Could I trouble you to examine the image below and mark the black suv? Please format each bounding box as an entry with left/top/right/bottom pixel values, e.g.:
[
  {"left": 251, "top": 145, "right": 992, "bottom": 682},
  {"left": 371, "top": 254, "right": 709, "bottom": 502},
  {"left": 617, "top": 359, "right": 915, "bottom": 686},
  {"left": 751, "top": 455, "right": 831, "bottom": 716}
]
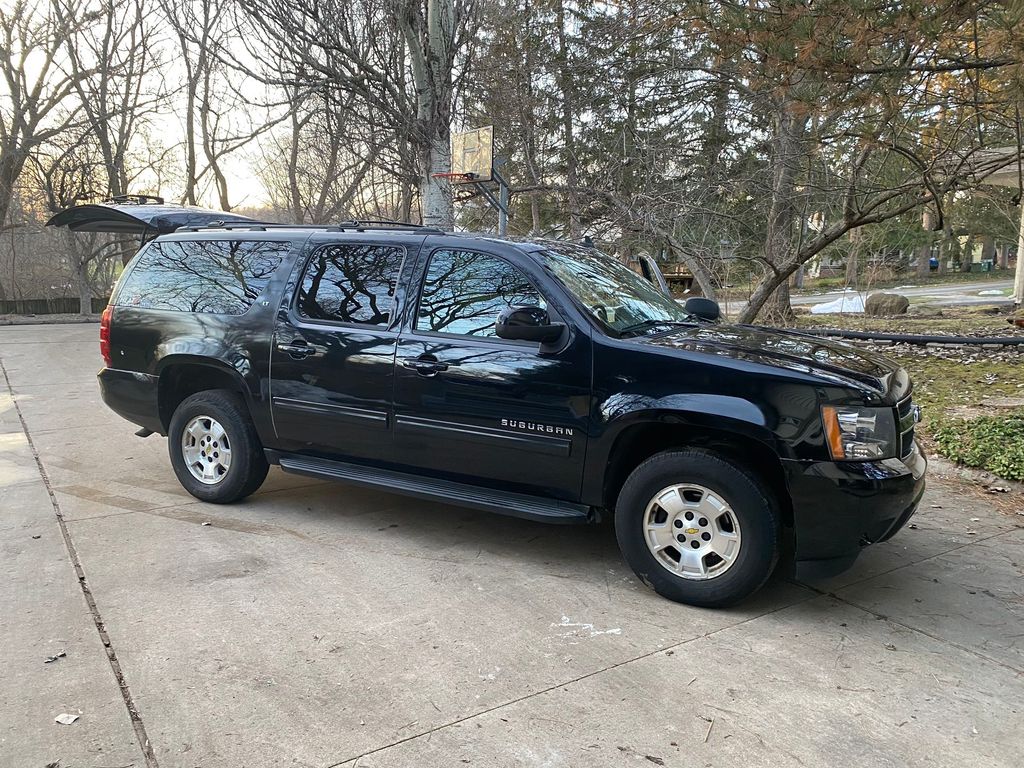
[{"left": 55, "top": 205, "right": 926, "bottom": 607}]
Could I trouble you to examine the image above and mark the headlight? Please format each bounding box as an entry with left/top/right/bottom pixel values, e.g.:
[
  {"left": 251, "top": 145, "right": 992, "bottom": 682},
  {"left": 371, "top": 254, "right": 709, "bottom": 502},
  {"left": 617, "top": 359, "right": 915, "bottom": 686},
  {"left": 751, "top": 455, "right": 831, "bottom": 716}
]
[{"left": 821, "top": 405, "right": 897, "bottom": 460}]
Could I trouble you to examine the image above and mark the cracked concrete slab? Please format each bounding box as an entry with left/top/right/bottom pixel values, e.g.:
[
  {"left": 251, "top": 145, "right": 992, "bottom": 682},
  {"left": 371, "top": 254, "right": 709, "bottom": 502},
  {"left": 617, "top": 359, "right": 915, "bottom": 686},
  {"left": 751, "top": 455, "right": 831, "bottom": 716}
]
[
  {"left": 836, "top": 528, "right": 1024, "bottom": 671},
  {"left": 330, "top": 597, "right": 1024, "bottom": 768},
  {"left": 66, "top": 505, "right": 811, "bottom": 766},
  {"left": 0, "top": 392, "right": 141, "bottom": 766}
]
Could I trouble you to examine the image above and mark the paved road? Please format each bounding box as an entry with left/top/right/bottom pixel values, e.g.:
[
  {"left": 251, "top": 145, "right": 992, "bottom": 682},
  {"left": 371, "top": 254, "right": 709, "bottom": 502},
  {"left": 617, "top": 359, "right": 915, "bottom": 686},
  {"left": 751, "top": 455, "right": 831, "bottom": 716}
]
[
  {"left": 790, "top": 279, "right": 1014, "bottom": 307},
  {"left": 3, "top": 324, "right": 1024, "bottom": 767}
]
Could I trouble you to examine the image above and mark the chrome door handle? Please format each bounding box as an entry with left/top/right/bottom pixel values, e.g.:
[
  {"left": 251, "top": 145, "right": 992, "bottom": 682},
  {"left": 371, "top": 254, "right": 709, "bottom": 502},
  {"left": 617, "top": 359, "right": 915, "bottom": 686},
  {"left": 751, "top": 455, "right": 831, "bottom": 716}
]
[
  {"left": 277, "top": 340, "right": 320, "bottom": 359},
  {"left": 402, "top": 358, "right": 449, "bottom": 375}
]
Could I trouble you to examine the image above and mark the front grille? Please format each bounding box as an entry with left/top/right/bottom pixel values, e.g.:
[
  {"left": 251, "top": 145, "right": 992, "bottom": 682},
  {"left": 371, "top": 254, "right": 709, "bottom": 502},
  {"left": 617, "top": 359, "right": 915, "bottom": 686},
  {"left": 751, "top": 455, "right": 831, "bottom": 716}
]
[{"left": 896, "top": 395, "right": 916, "bottom": 458}]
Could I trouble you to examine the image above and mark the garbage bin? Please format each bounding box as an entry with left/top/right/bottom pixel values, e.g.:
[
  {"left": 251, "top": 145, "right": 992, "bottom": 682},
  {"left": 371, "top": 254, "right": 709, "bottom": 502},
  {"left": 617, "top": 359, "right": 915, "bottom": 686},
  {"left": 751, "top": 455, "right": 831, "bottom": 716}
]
[{"left": 981, "top": 259, "right": 993, "bottom": 272}]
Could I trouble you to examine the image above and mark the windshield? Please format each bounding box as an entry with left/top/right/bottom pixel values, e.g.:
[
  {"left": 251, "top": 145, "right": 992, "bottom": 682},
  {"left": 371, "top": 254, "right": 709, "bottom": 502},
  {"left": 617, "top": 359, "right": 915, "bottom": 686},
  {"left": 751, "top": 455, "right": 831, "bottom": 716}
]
[{"left": 537, "top": 243, "right": 693, "bottom": 335}]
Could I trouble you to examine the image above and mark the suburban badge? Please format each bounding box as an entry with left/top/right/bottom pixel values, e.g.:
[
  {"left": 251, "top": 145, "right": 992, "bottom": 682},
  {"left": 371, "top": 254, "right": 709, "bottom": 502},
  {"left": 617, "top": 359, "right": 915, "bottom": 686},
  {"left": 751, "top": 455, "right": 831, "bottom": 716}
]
[{"left": 500, "top": 418, "right": 573, "bottom": 437}]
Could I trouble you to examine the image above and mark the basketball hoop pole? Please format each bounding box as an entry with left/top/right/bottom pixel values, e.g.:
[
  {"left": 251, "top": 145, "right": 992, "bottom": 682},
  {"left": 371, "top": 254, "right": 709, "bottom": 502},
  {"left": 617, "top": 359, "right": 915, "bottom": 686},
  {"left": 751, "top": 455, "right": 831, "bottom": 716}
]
[
  {"left": 493, "top": 166, "right": 510, "bottom": 237},
  {"left": 434, "top": 167, "right": 511, "bottom": 236},
  {"left": 467, "top": 166, "right": 510, "bottom": 236}
]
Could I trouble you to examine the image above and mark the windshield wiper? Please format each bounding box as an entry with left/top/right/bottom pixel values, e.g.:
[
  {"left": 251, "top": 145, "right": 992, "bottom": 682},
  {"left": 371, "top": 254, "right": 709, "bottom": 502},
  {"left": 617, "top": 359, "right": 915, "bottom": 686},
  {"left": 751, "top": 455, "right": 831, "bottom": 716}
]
[{"left": 618, "top": 319, "right": 693, "bottom": 337}]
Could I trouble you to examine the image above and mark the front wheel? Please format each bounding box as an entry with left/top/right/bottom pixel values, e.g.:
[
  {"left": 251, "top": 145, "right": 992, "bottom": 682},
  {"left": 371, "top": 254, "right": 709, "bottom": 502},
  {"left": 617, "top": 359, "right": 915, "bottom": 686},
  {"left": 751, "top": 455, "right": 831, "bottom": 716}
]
[
  {"left": 615, "top": 449, "right": 780, "bottom": 607},
  {"left": 168, "top": 390, "right": 269, "bottom": 503}
]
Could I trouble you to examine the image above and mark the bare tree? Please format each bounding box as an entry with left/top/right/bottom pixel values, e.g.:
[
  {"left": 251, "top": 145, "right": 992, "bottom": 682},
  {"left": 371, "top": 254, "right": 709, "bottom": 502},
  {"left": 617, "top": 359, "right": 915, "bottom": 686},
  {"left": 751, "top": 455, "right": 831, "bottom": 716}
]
[
  {"left": 0, "top": 1, "right": 99, "bottom": 232},
  {"left": 55, "top": 0, "right": 162, "bottom": 200},
  {"left": 31, "top": 132, "right": 132, "bottom": 311},
  {"left": 236, "top": 0, "right": 476, "bottom": 228},
  {"left": 259, "top": 86, "right": 391, "bottom": 223}
]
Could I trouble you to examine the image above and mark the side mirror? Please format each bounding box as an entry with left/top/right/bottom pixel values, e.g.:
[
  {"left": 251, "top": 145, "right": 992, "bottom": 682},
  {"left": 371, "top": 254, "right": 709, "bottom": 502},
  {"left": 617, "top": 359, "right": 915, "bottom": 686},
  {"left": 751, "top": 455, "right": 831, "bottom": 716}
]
[
  {"left": 495, "top": 305, "right": 565, "bottom": 343},
  {"left": 684, "top": 296, "right": 721, "bottom": 322}
]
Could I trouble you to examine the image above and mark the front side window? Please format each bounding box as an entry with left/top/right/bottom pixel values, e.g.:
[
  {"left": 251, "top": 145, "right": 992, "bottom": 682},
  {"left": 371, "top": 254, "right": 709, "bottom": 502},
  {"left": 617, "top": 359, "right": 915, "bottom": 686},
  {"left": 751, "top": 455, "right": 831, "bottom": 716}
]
[
  {"left": 538, "top": 242, "right": 692, "bottom": 335},
  {"left": 116, "top": 240, "right": 288, "bottom": 314},
  {"left": 416, "top": 249, "right": 545, "bottom": 338},
  {"left": 296, "top": 244, "right": 406, "bottom": 326}
]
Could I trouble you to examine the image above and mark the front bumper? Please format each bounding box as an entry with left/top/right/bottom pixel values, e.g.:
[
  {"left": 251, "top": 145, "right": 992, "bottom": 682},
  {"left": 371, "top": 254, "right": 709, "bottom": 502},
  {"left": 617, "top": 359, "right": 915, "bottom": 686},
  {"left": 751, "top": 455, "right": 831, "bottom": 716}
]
[
  {"left": 784, "top": 441, "right": 926, "bottom": 580},
  {"left": 98, "top": 367, "right": 163, "bottom": 434}
]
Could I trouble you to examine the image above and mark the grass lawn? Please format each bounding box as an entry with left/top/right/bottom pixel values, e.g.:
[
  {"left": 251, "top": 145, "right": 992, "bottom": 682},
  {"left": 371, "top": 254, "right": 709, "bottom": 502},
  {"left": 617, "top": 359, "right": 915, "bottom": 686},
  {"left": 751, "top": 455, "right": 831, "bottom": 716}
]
[
  {"left": 891, "top": 348, "right": 1024, "bottom": 481},
  {"left": 716, "top": 270, "right": 1015, "bottom": 303},
  {"left": 791, "top": 268, "right": 1015, "bottom": 294},
  {"left": 794, "top": 310, "right": 1023, "bottom": 337}
]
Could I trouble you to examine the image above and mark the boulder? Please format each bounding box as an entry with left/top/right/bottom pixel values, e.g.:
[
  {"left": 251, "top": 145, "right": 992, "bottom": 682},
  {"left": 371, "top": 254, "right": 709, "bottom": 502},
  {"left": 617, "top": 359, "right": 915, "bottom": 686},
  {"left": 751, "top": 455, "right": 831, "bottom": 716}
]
[{"left": 864, "top": 292, "right": 909, "bottom": 316}]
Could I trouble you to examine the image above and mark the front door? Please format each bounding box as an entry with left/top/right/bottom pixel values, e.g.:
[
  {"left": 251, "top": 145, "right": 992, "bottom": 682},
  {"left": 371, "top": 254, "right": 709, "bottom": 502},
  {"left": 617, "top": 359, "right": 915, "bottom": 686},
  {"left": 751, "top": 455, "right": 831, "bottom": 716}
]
[
  {"left": 392, "top": 246, "right": 591, "bottom": 501},
  {"left": 270, "top": 241, "right": 409, "bottom": 462}
]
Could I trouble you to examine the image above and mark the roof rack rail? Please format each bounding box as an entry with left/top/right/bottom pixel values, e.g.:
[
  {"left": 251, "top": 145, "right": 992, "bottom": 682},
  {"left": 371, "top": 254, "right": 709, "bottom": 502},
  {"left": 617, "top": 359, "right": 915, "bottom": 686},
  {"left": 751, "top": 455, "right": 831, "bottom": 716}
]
[
  {"left": 336, "top": 218, "right": 431, "bottom": 228},
  {"left": 174, "top": 220, "right": 444, "bottom": 234},
  {"left": 106, "top": 194, "right": 166, "bottom": 205}
]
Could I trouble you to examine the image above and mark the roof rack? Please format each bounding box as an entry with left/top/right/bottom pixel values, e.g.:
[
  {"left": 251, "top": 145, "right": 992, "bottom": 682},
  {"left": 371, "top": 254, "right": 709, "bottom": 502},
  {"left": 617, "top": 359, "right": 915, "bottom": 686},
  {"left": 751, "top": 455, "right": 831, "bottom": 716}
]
[
  {"left": 106, "top": 194, "right": 166, "bottom": 205},
  {"left": 173, "top": 220, "right": 443, "bottom": 234}
]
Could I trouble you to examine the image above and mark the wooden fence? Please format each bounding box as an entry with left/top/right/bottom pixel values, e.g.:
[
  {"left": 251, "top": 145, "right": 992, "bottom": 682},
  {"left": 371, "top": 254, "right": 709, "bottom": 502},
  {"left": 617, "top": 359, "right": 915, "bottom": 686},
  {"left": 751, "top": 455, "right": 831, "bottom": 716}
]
[{"left": 0, "top": 297, "right": 109, "bottom": 315}]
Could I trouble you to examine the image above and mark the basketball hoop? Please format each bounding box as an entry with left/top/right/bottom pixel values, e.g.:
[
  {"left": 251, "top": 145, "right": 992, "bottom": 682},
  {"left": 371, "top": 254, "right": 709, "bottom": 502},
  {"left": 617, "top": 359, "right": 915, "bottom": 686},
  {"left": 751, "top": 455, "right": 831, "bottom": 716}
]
[
  {"left": 431, "top": 172, "right": 477, "bottom": 183},
  {"left": 441, "top": 125, "right": 512, "bottom": 235}
]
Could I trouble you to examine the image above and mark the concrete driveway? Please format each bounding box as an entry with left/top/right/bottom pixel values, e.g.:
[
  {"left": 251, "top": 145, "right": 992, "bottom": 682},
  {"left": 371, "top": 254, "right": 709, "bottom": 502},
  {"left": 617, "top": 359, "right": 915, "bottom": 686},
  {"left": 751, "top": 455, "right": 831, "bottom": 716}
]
[{"left": 2, "top": 323, "right": 1022, "bottom": 768}]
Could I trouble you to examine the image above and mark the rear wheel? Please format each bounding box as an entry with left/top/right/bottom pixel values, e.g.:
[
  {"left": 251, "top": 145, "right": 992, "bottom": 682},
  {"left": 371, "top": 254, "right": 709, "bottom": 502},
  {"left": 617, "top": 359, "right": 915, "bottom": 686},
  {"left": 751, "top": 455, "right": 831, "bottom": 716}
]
[
  {"left": 614, "top": 448, "right": 780, "bottom": 607},
  {"left": 168, "top": 390, "right": 268, "bottom": 503}
]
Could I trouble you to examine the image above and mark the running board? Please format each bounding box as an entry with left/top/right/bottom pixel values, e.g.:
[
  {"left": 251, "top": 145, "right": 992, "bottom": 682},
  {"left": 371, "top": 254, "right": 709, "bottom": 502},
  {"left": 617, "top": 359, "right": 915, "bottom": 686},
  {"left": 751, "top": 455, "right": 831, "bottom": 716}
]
[{"left": 275, "top": 454, "right": 592, "bottom": 525}]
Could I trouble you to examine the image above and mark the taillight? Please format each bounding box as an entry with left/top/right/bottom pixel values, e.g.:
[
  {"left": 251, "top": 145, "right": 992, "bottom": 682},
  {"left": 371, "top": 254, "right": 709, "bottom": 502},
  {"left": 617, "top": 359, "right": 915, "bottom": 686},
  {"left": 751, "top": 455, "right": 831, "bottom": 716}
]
[{"left": 99, "top": 305, "right": 112, "bottom": 367}]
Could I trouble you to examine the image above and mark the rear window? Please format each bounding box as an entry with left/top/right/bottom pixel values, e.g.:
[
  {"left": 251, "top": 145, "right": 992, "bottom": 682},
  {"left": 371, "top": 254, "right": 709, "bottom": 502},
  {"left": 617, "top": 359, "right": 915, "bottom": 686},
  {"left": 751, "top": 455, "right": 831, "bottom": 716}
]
[{"left": 115, "top": 240, "right": 289, "bottom": 314}]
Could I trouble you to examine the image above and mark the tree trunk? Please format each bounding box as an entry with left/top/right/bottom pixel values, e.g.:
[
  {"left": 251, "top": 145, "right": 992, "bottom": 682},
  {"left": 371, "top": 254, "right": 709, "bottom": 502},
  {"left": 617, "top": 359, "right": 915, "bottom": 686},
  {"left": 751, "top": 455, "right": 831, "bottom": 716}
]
[
  {"left": 420, "top": 134, "right": 453, "bottom": 229},
  {"left": 183, "top": 57, "right": 199, "bottom": 205},
  {"left": 846, "top": 227, "right": 862, "bottom": 285},
  {"left": 555, "top": 0, "right": 579, "bottom": 239},
  {"left": 915, "top": 207, "right": 935, "bottom": 277},
  {"left": 401, "top": 0, "right": 455, "bottom": 230},
  {"left": 1013, "top": 205, "right": 1024, "bottom": 305},
  {"left": 960, "top": 235, "right": 975, "bottom": 272},
  {"left": 741, "top": 269, "right": 794, "bottom": 324},
  {"left": 77, "top": 260, "right": 93, "bottom": 315},
  {"left": 0, "top": 147, "right": 27, "bottom": 237},
  {"left": 997, "top": 242, "right": 1009, "bottom": 269},
  {"left": 399, "top": 182, "right": 414, "bottom": 223},
  {"left": 980, "top": 235, "right": 996, "bottom": 267},
  {"left": 755, "top": 100, "right": 806, "bottom": 323},
  {"left": 286, "top": 93, "right": 303, "bottom": 222}
]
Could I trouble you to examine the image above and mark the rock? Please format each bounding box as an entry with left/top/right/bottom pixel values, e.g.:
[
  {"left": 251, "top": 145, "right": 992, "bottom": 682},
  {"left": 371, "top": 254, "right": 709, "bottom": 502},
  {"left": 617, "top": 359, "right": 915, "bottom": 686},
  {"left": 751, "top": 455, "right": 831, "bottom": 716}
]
[
  {"left": 907, "top": 304, "right": 943, "bottom": 317},
  {"left": 864, "top": 292, "right": 910, "bottom": 316}
]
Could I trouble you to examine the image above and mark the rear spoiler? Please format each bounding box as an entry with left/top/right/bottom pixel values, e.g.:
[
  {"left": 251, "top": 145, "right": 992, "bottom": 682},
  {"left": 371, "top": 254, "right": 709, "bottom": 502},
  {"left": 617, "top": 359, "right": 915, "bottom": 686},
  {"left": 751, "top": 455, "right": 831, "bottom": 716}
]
[{"left": 46, "top": 197, "right": 259, "bottom": 235}]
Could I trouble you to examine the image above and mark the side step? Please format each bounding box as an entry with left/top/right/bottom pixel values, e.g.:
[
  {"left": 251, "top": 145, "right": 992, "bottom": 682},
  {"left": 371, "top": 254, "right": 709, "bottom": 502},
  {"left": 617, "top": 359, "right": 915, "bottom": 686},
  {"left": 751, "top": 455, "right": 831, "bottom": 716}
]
[{"left": 276, "top": 453, "right": 592, "bottom": 525}]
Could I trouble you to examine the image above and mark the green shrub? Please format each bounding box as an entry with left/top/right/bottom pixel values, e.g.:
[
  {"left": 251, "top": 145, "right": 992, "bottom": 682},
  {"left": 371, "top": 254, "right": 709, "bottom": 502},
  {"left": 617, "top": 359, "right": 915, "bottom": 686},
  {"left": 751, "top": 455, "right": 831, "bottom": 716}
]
[{"left": 933, "top": 414, "right": 1024, "bottom": 481}]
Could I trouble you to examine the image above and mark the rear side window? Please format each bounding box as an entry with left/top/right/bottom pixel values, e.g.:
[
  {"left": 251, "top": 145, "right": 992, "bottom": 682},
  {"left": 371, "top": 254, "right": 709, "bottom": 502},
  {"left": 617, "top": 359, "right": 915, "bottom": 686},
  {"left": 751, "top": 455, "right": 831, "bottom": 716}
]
[
  {"left": 116, "top": 240, "right": 288, "bottom": 314},
  {"left": 296, "top": 244, "right": 406, "bottom": 326}
]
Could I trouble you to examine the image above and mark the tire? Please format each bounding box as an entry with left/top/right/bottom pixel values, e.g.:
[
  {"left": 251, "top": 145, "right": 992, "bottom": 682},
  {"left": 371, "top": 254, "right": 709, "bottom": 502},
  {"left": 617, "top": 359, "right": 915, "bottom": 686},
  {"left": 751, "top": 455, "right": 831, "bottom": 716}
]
[
  {"left": 614, "top": 448, "right": 780, "bottom": 608},
  {"left": 167, "top": 389, "right": 269, "bottom": 503}
]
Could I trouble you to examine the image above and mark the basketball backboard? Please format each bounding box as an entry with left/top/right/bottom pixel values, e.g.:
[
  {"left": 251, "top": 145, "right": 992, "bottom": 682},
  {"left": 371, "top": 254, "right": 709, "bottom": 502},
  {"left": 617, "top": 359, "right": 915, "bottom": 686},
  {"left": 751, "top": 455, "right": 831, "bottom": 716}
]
[{"left": 451, "top": 126, "right": 493, "bottom": 182}]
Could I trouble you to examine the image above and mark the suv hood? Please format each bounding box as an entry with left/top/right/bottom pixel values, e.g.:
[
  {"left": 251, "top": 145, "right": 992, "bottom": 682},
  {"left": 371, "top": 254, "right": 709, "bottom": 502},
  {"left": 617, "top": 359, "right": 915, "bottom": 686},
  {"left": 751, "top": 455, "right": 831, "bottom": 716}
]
[{"left": 640, "top": 323, "right": 908, "bottom": 400}]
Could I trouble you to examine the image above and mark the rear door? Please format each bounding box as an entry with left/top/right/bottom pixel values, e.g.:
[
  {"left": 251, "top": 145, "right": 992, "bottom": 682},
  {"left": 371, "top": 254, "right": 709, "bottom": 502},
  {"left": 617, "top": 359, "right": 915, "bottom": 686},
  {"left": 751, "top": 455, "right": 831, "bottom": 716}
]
[
  {"left": 269, "top": 236, "right": 419, "bottom": 463},
  {"left": 391, "top": 243, "right": 592, "bottom": 501}
]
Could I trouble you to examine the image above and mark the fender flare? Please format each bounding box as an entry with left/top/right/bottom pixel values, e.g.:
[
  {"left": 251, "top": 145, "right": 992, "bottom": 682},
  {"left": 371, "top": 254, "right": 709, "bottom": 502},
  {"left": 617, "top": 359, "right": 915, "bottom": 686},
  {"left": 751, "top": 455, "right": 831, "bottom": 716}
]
[
  {"left": 154, "top": 347, "right": 258, "bottom": 396},
  {"left": 584, "top": 393, "right": 784, "bottom": 505}
]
